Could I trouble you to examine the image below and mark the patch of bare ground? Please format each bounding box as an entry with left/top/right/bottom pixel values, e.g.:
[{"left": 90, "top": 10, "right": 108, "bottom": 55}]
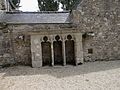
[{"left": 0, "top": 60, "right": 120, "bottom": 90}]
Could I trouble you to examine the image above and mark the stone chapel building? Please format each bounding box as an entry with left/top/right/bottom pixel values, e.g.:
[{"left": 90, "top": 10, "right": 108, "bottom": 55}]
[{"left": 0, "top": 0, "right": 120, "bottom": 67}]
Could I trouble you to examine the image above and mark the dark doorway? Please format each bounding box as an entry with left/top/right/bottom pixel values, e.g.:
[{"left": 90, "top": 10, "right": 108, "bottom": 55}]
[
  {"left": 65, "top": 35, "right": 75, "bottom": 65},
  {"left": 53, "top": 35, "right": 63, "bottom": 65},
  {"left": 41, "top": 36, "right": 52, "bottom": 66}
]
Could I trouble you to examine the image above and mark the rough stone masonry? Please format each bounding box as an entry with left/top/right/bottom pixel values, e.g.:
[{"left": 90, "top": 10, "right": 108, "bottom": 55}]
[{"left": 0, "top": 0, "right": 120, "bottom": 67}]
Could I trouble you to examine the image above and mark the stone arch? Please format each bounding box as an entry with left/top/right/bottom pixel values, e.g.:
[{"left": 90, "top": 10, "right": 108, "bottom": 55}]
[
  {"left": 65, "top": 35, "right": 75, "bottom": 65},
  {"left": 53, "top": 35, "right": 63, "bottom": 65},
  {"left": 41, "top": 36, "right": 52, "bottom": 66}
]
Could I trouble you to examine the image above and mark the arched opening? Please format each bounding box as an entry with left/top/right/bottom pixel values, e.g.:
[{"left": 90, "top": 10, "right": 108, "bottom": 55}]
[
  {"left": 53, "top": 35, "right": 63, "bottom": 65},
  {"left": 65, "top": 35, "right": 75, "bottom": 65},
  {"left": 41, "top": 36, "right": 52, "bottom": 66}
]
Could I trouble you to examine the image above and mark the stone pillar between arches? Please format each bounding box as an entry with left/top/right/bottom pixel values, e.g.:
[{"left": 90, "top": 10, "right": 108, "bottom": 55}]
[
  {"left": 51, "top": 41, "right": 54, "bottom": 66},
  {"left": 62, "top": 39, "right": 66, "bottom": 66}
]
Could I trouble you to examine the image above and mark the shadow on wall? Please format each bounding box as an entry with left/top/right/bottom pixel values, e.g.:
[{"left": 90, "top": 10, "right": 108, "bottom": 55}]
[{"left": 1, "top": 60, "right": 120, "bottom": 78}]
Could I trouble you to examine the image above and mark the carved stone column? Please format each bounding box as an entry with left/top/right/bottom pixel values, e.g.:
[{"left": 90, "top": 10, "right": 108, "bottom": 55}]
[
  {"left": 62, "top": 36, "right": 66, "bottom": 66},
  {"left": 51, "top": 41, "right": 54, "bottom": 66},
  {"left": 50, "top": 36, "right": 54, "bottom": 66}
]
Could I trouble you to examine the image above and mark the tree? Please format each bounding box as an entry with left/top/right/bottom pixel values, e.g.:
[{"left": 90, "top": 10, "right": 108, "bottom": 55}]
[
  {"left": 59, "top": 0, "right": 78, "bottom": 10},
  {"left": 37, "top": 0, "right": 78, "bottom": 11},
  {"left": 9, "top": 0, "right": 20, "bottom": 10},
  {"left": 38, "top": 0, "right": 59, "bottom": 11}
]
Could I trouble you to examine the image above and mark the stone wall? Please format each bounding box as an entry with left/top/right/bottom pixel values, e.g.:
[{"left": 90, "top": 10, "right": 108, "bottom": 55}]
[
  {"left": 0, "top": 27, "right": 14, "bottom": 67},
  {"left": 0, "top": 24, "right": 76, "bottom": 66},
  {"left": 0, "top": 0, "right": 120, "bottom": 66},
  {"left": 72, "top": 0, "right": 120, "bottom": 61}
]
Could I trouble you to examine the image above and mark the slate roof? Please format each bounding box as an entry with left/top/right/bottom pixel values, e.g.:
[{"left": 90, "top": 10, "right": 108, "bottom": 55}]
[{"left": 0, "top": 11, "right": 70, "bottom": 24}]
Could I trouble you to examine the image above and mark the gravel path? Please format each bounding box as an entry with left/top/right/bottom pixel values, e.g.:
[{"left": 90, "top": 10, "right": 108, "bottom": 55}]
[{"left": 0, "top": 60, "right": 120, "bottom": 90}]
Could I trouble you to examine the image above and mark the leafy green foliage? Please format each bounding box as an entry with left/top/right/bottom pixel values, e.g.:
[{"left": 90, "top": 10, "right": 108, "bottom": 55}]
[
  {"left": 38, "top": 0, "right": 59, "bottom": 11},
  {"left": 37, "top": 0, "right": 78, "bottom": 11},
  {"left": 58, "top": 0, "right": 77, "bottom": 10},
  {"left": 9, "top": 0, "right": 20, "bottom": 9}
]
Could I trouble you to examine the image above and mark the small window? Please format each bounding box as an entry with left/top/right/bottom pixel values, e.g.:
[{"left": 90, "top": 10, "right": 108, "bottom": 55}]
[{"left": 88, "top": 49, "right": 93, "bottom": 54}]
